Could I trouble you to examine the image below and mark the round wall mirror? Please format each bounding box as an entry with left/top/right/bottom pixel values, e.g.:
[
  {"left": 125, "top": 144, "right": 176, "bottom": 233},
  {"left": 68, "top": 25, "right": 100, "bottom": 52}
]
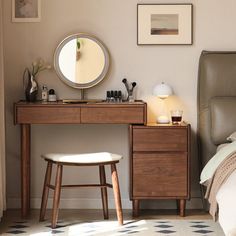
[{"left": 54, "top": 33, "right": 110, "bottom": 91}]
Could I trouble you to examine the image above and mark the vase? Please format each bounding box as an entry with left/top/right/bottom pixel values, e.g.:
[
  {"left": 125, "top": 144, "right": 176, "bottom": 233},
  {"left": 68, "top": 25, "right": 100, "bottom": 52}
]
[
  {"left": 128, "top": 91, "right": 135, "bottom": 102},
  {"left": 23, "top": 68, "right": 38, "bottom": 102}
]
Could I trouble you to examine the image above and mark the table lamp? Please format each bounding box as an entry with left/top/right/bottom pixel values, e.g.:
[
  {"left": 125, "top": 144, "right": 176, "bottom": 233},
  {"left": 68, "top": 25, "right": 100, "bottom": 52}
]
[{"left": 153, "top": 82, "right": 173, "bottom": 124}]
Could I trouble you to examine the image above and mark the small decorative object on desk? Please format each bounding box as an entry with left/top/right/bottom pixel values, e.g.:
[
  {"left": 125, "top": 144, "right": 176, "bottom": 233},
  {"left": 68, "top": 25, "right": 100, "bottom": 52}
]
[
  {"left": 48, "top": 89, "right": 57, "bottom": 102},
  {"left": 106, "top": 90, "right": 122, "bottom": 102},
  {"left": 23, "top": 58, "right": 51, "bottom": 102},
  {"left": 171, "top": 110, "right": 183, "bottom": 125},
  {"left": 122, "top": 78, "right": 137, "bottom": 102},
  {"left": 41, "top": 85, "right": 48, "bottom": 102}
]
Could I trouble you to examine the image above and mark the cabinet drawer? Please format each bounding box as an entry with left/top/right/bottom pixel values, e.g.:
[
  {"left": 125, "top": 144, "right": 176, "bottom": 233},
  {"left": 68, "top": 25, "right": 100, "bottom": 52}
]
[
  {"left": 16, "top": 107, "right": 81, "bottom": 124},
  {"left": 81, "top": 107, "right": 145, "bottom": 124},
  {"left": 133, "top": 127, "right": 187, "bottom": 151},
  {"left": 132, "top": 153, "right": 188, "bottom": 197}
]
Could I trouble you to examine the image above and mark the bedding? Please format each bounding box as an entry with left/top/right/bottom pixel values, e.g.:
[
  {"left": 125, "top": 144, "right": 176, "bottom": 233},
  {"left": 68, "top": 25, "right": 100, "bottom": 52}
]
[
  {"left": 201, "top": 142, "right": 236, "bottom": 236},
  {"left": 217, "top": 170, "right": 236, "bottom": 236},
  {"left": 204, "top": 151, "right": 236, "bottom": 219},
  {"left": 216, "top": 143, "right": 229, "bottom": 152},
  {"left": 200, "top": 141, "right": 236, "bottom": 184},
  {"left": 227, "top": 131, "right": 236, "bottom": 142}
]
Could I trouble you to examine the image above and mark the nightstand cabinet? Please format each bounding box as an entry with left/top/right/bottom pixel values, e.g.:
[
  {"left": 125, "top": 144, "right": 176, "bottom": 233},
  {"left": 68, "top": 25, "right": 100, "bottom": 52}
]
[{"left": 129, "top": 123, "right": 191, "bottom": 217}]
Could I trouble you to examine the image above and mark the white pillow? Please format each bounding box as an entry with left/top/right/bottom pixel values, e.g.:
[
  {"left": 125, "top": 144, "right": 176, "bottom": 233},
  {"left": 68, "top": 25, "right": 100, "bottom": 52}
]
[
  {"left": 216, "top": 143, "right": 229, "bottom": 152},
  {"left": 227, "top": 131, "right": 236, "bottom": 142}
]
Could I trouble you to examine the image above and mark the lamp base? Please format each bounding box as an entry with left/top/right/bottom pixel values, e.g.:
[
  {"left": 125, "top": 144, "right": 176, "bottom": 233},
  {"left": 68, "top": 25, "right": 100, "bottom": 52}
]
[{"left": 157, "top": 116, "right": 170, "bottom": 124}]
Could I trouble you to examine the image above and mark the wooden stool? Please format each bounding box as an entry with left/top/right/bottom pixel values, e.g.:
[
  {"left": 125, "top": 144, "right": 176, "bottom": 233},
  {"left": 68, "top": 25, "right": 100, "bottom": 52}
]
[{"left": 39, "top": 152, "right": 123, "bottom": 228}]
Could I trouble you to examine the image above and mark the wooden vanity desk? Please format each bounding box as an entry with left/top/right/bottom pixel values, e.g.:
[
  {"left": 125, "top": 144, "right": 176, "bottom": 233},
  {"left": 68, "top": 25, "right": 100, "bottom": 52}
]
[{"left": 14, "top": 100, "right": 147, "bottom": 217}]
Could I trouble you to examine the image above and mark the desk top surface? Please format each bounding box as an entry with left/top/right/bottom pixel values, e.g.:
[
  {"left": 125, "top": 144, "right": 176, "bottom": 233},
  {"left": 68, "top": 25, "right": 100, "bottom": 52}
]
[{"left": 15, "top": 100, "right": 146, "bottom": 107}]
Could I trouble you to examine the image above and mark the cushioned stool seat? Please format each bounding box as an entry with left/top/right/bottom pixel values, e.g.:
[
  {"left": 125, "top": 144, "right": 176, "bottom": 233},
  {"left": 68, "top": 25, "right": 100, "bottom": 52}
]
[
  {"left": 42, "top": 152, "right": 122, "bottom": 164},
  {"left": 39, "top": 152, "right": 123, "bottom": 228}
]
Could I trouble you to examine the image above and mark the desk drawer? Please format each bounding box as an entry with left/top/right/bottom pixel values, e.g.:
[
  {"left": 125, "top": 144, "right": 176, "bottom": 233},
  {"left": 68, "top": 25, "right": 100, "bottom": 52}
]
[
  {"left": 16, "top": 107, "right": 81, "bottom": 124},
  {"left": 81, "top": 107, "right": 145, "bottom": 124},
  {"left": 133, "top": 127, "right": 187, "bottom": 152},
  {"left": 132, "top": 153, "right": 188, "bottom": 197}
]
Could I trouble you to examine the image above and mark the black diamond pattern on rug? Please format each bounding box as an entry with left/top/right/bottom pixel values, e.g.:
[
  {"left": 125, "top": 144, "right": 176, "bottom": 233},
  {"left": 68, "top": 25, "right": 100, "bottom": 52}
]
[
  {"left": 6, "top": 230, "right": 26, "bottom": 234},
  {"left": 51, "top": 229, "right": 65, "bottom": 234},
  {"left": 46, "top": 224, "right": 67, "bottom": 229},
  {"left": 10, "top": 225, "right": 29, "bottom": 229},
  {"left": 156, "top": 221, "right": 170, "bottom": 223},
  {"left": 155, "top": 224, "right": 173, "bottom": 228},
  {"left": 126, "top": 225, "right": 139, "bottom": 228},
  {"left": 156, "top": 230, "right": 176, "bottom": 234},
  {"left": 127, "top": 231, "right": 140, "bottom": 234},
  {"left": 118, "top": 229, "right": 132, "bottom": 233},
  {"left": 193, "top": 229, "right": 214, "bottom": 234},
  {"left": 1, "top": 219, "right": 222, "bottom": 235},
  {"left": 191, "top": 224, "right": 210, "bottom": 228}
]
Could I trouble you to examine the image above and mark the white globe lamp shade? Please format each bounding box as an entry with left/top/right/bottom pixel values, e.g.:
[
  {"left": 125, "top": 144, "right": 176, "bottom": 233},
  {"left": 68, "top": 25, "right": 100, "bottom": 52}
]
[{"left": 153, "top": 82, "right": 173, "bottom": 99}]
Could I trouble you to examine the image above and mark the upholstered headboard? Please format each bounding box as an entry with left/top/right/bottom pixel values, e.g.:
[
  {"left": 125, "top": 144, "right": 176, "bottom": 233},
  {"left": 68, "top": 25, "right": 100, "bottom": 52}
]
[{"left": 198, "top": 51, "right": 236, "bottom": 170}]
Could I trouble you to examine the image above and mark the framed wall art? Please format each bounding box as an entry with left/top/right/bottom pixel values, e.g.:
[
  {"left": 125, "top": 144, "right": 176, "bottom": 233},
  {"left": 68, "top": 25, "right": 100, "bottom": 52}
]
[
  {"left": 137, "top": 4, "right": 193, "bottom": 45},
  {"left": 12, "top": 0, "right": 41, "bottom": 23}
]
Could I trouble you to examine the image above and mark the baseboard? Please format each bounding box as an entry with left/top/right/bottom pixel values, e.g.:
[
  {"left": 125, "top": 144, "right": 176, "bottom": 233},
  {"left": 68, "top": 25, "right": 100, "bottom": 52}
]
[{"left": 7, "top": 197, "right": 203, "bottom": 210}]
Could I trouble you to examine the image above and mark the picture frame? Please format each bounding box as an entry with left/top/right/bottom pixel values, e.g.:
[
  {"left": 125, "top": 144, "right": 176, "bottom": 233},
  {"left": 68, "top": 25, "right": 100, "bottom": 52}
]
[
  {"left": 12, "top": 0, "right": 41, "bottom": 23},
  {"left": 137, "top": 4, "right": 193, "bottom": 45}
]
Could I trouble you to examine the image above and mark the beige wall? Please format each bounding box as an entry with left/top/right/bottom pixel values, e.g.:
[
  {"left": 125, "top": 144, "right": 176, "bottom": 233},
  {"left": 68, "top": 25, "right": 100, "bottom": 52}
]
[{"left": 3, "top": 0, "right": 236, "bottom": 209}]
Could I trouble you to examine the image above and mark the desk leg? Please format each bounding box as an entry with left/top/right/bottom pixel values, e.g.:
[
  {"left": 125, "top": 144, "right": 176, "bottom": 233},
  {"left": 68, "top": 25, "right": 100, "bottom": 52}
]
[
  {"left": 132, "top": 200, "right": 139, "bottom": 217},
  {"left": 180, "top": 199, "right": 186, "bottom": 217},
  {"left": 21, "top": 124, "right": 31, "bottom": 217}
]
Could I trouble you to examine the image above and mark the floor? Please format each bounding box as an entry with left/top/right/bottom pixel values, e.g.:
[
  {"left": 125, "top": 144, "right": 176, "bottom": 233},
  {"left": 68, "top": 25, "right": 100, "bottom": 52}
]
[{"left": 0, "top": 209, "right": 224, "bottom": 236}]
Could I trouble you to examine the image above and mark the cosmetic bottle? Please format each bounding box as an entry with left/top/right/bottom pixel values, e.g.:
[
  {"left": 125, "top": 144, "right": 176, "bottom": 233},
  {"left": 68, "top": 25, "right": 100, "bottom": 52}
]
[
  {"left": 110, "top": 90, "right": 115, "bottom": 102},
  {"left": 118, "top": 90, "right": 122, "bottom": 102},
  {"left": 41, "top": 85, "right": 48, "bottom": 102},
  {"left": 106, "top": 91, "right": 111, "bottom": 102}
]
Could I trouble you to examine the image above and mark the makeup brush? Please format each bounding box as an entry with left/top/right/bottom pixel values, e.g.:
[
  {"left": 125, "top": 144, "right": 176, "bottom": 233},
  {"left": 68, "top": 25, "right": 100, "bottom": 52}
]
[
  {"left": 131, "top": 82, "right": 137, "bottom": 92},
  {"left": 122, "top": 78, "right": 130, "bottom": 92}
]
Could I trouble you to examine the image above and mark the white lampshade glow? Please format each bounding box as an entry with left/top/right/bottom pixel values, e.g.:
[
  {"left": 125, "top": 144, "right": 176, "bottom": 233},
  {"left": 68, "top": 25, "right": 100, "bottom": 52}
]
[
  {"left": 157, "top": 115, "right": 170, "bottom": 124},
  {"left": 153, "top": 82, "right": 173, "bottom": 99},
  {"left": 153, "top": 82, "right": 173, "bottom": 124}
]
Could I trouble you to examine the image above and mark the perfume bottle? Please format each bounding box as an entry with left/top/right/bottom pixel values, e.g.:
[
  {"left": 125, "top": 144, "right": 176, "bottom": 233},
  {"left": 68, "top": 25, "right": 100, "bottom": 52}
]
[{"left": 41, "top": 85, "right": 48, "bottom": 102}]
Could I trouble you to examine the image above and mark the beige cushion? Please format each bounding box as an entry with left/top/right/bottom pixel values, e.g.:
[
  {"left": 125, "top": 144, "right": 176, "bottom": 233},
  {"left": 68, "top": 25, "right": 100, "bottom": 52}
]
[{"left": 41, "top": 152, "right": 122, "bottom": 164}]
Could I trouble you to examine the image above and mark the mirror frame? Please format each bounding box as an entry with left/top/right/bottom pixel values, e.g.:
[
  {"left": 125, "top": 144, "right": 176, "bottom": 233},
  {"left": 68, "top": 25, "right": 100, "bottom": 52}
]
[{"left": 54, "top": 33, "right": 110, "bottom": 89}]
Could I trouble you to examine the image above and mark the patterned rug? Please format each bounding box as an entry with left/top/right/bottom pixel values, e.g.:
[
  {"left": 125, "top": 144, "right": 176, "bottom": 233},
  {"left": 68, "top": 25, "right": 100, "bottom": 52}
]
[{"left": 0, "top": 219, "right": 224, "bottom": 236}]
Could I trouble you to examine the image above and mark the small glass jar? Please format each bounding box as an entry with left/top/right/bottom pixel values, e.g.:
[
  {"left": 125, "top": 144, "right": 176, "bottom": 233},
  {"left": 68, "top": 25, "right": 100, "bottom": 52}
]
[{"left": 170, "top": 110, "right": 183, "bottom": 125}]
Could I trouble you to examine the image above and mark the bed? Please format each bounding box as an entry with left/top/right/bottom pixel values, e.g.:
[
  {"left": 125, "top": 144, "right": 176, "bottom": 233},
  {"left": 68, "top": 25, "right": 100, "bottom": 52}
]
[{"left": 198, "top": 51, "right": 236, "bottom": 236}]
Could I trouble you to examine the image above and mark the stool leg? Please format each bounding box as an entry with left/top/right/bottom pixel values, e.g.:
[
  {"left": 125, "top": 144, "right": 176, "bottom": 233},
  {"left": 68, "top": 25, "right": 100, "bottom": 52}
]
[
  {"left": 111, "top": 163, "right": 123, "bottom": 225},
  {"left": 52, "top": 164, "right": 63, "bottom": 229},
  {"left": 39, "top": 161, "right": 52, "bottom": 221},
  {"left": 99, "top": 165, "right": 108, "bottom": 219}
]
